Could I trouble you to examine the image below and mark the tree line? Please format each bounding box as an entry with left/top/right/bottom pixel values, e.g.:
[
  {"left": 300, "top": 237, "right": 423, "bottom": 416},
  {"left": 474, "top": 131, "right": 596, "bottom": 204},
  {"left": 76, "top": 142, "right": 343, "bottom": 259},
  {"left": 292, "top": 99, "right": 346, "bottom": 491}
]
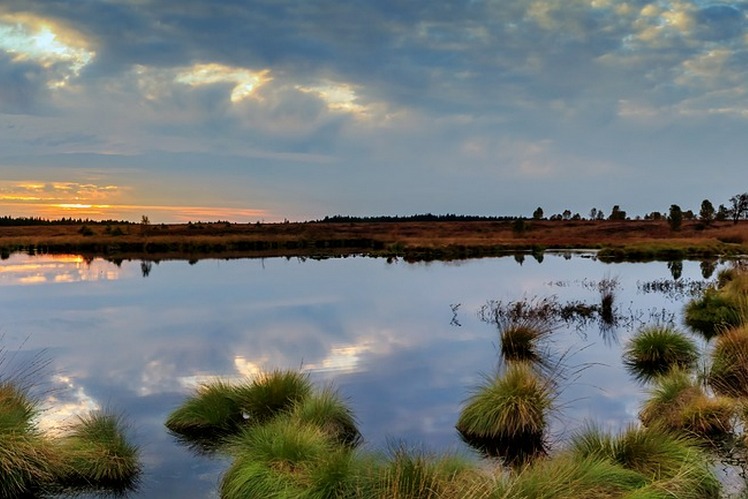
[
  {"left": 530, "top": 192, "right": 748, "bottom": 229},
  {"left": 0, "top": 216, "right": 133, "bottom": 227}
]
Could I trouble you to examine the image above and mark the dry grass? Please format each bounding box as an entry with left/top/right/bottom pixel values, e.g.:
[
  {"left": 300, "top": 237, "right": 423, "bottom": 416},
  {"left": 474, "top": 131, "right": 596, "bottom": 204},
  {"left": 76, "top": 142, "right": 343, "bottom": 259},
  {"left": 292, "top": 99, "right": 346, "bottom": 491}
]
[{"left": 3, "top": 219, "right": 748, "bottom": 260}]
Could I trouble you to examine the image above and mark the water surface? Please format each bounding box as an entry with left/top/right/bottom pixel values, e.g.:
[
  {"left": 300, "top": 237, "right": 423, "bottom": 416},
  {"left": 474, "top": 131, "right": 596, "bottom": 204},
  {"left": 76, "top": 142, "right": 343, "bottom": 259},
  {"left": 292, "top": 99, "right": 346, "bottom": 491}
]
[{"left": 0, "top": 253, "right": 712, "bottom": 497}]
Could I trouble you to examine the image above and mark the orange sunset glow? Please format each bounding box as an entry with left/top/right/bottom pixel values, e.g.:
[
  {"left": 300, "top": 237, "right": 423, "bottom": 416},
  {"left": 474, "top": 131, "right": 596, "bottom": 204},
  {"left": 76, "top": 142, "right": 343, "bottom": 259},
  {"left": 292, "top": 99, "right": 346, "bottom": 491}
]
[{"left": 0, "top": 180, "right": 269, "bottom": 222}]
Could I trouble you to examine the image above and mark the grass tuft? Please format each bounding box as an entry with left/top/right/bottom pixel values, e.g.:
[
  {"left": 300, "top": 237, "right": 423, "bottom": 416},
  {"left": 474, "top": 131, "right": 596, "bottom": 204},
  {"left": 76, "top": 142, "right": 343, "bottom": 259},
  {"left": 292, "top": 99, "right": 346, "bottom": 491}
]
[
  {"left": 499, "top": 317, "right": 554, "bottom": 365},
  {"left": 639, "top": 369, "right": 734, "bottom": 442},
  {"left": 165, "top": 369, "right": 313, "bottom": 449},
  {"left": 363, "top": 445, "right": 479, "bottom": 499},
  {"left": 622, "top": 326, "right": 698, "bottom": 382},
  {"left": 56, "top": 411, "right": 141, "bottom": 492},
  {"left": 221, "top": 416, "right": 360, "bottom": 499},
  {"left": 684, "top": 288, "right": 742, "bottom": 340},
  {"left": 456, "top": 362, "right": 552, "bottom": 465},
  {"left": 708, "top": 325, "right": 748, "bottom": 398},
  {"left": 569, "top": 424, "right": 720, "bottom": 498},
  {"left": 498, "top": 454, "right": 645, "bottom": 499},
  {"left": 290, "top": 388, "right": 363, "bottom": 447}
]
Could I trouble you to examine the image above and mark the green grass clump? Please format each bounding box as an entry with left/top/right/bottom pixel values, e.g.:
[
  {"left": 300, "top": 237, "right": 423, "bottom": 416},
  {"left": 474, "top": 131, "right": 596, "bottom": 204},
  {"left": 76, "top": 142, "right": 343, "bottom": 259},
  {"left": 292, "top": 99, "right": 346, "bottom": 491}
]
[
  {"left": 568, "top": 425, "right": 720, "bottom": 498},
  {"left": 0, "top": 382, "right": 37, "bottom": 432},
  {"left": 456, "top": 362, "right": 552, "bottom": 465},
  {"left": 290, "top": 388, "right": 362, "bottom": 447},
  {"left": 708, "top": 325, "right": 748, "bottom": 398},
  {"left": 684, "top": 288, "right": 742, "bottom": 340},
  {"left": 221, "top": 417, "right": 356, "bottom": 499},
  {"left": 639, "top": 369, "right": 696, "bottom": 428},
  {"left": 0, "top": 431, "right": 56, "bottom": 498},
  {"left": 496, "top": 454, "right": 646, "bottom": 498},
  {"left": 639, "top": 369, "right": 734, "bottom": 442},
  {"left": 622, "top": 326, "right": 698, "bottom": 382},
  {"left": 363, "top": 446, "right": 483, "bottom": 499},
  {"left": 165, "top": 379, "right": 246, "bottom": 445},
  {"left": 56, "top": 412, "right": 141, "bottom": 492},
  {"left": 0, "top": 381, "right": 141, "bottom": 497},
  {"left": 165, "top": 369, "right": 313, "bottom": 448},
  {"left": 0, "top": 382, "right": 56, "bottom": 497},
  {"left": 238, "top": 369, "right": 313, "bottom": 424},
  {"left": 677, "top": 396, "right": 735, "bottom": 440}
]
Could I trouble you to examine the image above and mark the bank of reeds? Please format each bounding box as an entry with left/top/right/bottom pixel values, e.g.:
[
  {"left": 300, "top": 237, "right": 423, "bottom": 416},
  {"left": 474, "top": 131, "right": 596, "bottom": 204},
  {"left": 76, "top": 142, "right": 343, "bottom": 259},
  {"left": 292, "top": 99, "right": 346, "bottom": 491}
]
[{"left": 622, "top": 326, "right": 698, "bottom": 382}]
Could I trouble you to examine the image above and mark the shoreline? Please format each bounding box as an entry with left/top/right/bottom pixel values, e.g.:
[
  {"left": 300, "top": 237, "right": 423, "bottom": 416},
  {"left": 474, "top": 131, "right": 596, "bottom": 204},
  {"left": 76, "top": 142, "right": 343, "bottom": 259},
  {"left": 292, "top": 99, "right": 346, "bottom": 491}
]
[{"left": 1, "top": 219, "right": 747, "bottom": 262}]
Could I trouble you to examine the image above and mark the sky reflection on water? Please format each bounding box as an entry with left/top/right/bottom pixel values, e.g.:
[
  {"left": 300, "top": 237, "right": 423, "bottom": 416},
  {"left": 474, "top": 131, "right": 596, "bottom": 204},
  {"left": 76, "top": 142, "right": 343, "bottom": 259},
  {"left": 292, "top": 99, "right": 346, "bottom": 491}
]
[{"left": 0, "top": 252, "right": 716, "bottom": 497}]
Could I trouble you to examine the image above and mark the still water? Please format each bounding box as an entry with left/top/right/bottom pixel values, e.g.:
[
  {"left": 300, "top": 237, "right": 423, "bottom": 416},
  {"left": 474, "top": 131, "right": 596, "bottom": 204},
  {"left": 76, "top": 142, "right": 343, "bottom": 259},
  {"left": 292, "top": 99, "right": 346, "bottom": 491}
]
[{"left": 0, "top": 252, "right": 716, "bottom": 497}]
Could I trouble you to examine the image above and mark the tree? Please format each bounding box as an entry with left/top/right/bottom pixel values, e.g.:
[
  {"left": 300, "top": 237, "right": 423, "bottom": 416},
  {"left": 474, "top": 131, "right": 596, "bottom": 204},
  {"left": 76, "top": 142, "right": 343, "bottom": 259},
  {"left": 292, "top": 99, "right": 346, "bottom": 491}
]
[
  {"left": 668, "top": 204, "right": 683, "bottom": 231},
  {"left": 140, "top": 214, "right": 151, "bottom": 236},
  {"left": 716, "top": 204, "right": 729, "bottom": 221},
  {"left": 699, "top": 199, "right": 715, "bottom": 226},
  {"left": 609, "top": 205, "right": 626, "bottom": 220},
  {"left": 532, "top": 207, "right": 544, "bottom": 220},
  {"left": 512, "top": 218, "right": 527, "bottom": 235},
  {"left": 589, "top": 208, "right": 598, "bottom": 220},
  {"left": 562, "top": 209, "right": 572, "bottom": 220},
  {"left": 729, "top": 193, "right": 748, "bottom": 224},
  {"left": 646, "top": 211, "right": 663, "bottom": 221}
]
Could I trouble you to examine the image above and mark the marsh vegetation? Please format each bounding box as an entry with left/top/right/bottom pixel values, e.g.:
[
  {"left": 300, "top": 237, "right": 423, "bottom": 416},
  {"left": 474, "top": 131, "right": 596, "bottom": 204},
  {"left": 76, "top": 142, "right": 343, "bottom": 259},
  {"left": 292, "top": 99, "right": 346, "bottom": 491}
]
[
  {"left": 10, "top": 251, "right": 748, "bottom": 496},
  {"left": 160, "top": 262, "right": 748, "bottom": 497},
  {"left": 0, "top": 368, "right": 140, "bottom": 497}
]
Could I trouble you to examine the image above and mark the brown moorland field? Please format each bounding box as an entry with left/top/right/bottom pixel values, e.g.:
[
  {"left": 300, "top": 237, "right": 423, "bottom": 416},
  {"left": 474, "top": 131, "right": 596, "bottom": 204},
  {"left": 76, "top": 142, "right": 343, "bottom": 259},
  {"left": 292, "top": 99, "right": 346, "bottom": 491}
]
[{"left": 1, "top": 219, "right": 748, "bottom": 262}]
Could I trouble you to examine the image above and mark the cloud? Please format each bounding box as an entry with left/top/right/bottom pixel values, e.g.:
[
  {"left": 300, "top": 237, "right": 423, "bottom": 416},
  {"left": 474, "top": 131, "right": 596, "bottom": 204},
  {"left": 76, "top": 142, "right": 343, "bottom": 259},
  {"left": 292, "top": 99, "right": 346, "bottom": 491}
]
[
  {"left": 1, "top": 0, "right": 748, "bottom": 220},
  {"left": 693, "top": 4, "right": 745, "bottom": 41}
]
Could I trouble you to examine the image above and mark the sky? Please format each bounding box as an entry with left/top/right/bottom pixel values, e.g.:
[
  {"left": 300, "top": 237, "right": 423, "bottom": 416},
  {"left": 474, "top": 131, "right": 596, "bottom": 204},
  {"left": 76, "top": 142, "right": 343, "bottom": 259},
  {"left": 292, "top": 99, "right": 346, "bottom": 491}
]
[{"left": 0, "top": 0, "right": 747, "bottom": 223}]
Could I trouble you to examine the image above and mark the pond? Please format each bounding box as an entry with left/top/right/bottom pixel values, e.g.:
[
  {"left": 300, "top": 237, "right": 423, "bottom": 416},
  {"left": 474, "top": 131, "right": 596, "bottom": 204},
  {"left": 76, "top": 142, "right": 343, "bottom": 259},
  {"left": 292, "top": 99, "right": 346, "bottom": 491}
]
[{"left": 0, "top": 252, "right": 720, "bottom": 497}]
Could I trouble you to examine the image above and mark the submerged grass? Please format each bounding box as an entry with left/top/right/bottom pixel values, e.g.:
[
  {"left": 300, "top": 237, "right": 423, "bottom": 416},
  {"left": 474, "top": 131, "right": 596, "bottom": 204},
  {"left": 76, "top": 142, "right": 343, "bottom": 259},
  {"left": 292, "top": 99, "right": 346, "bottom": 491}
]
[{"left": 622, "top": 326, "right": 698, "bottom": 383}]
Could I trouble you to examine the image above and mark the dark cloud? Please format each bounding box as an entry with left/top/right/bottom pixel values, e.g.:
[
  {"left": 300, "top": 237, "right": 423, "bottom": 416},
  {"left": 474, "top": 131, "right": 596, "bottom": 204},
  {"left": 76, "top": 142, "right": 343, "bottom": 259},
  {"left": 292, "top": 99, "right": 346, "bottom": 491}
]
[
  {"left": 693, "top": 4, "right": 745, "bottom": 41},
  {"left": 0, "top": 55, "right": 49, "bottom": 114}
]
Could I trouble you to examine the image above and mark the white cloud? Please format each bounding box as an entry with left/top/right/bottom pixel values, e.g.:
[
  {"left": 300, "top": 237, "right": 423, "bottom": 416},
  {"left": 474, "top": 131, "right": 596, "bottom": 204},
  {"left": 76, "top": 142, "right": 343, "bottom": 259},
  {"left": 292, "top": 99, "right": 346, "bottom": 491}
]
[{"left": 0, "top": 13, "right": 94, "bottom": 87}]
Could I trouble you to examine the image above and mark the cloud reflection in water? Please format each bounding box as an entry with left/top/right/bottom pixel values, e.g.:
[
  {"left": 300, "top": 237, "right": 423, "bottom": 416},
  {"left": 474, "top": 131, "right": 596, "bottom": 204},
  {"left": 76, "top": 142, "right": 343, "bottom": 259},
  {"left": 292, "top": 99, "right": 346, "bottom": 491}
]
[{"left": 0, "top": 253, "right": 706, "bottom": 497}]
